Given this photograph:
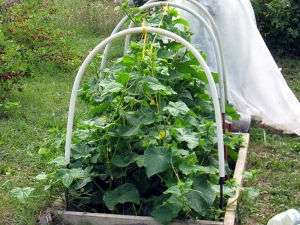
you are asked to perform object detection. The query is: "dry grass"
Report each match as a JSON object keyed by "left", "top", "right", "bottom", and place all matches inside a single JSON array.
[{"left": 54, "top": 0, "right": 126, "bottom": 35}]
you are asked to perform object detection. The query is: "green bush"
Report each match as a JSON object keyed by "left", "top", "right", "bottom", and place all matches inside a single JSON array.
[
  {"left": 0, "top": 0, "right": 83, "bottom": 93},
  {"left": 251, "top": 0, "right": 300, "bottom": 56},
  {"left": 0, "top": 25, "right": 32, "bottom": 92}
]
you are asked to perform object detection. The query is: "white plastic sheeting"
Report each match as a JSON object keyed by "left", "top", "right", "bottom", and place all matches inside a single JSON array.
[{"left": 173, "top": 0, "right": 300, "bottom": 134}]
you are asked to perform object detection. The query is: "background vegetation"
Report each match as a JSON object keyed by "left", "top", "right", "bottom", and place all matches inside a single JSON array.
[
  {"left": 251, "top": 0, "right": 300, "bottom": 56},
  {"left": 0, "top": 0, "right": 299, "bottom": 224}
]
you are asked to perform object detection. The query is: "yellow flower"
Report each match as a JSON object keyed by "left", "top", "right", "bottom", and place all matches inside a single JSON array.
[
  {"left": 150, "top": 99, "right": 156, "bottom": 105},
  {"left": 159, "top": 131, "right": 166, "bottom": 139},
  {"left": 102, "top": 116, "right": 106, "bottom": 121}
]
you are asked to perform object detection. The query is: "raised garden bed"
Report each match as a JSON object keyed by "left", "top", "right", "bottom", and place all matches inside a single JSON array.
[
  {"left": 46, "top": 5, "right": 250, "bottom": 224},
  {"left": 55, "top": 133, "right": 249, "bottom": 225}
]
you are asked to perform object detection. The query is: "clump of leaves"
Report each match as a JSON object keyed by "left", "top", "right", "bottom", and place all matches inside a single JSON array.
[{"left": 10, "top": 4, "right": 243, "bottom": 224}]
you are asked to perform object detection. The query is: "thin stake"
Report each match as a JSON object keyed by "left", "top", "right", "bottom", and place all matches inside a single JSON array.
[
  {"left": 65, "top": 164, "right": 69, "bottom": 210},
  {"left": 219, "top": 177, "right": 225, "bottom": 210}
]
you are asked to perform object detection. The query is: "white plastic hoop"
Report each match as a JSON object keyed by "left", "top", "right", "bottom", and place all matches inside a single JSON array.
[
  {"left": 65, "top": 27, "right": 225, "bottom": 178},
  {"left": 145, "top": 0, "right": 229, "bottom": 102},
  {"left": 101, "top": 1, "right": 226, "bottom": 113}
]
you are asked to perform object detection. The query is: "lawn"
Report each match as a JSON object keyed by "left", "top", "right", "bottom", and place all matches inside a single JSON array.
[
  {"left": 0, "top": 0, "right": 300, "bottom": 224},
  {"left": 239, "top": 57, "right": 300, "bottom": 225}
]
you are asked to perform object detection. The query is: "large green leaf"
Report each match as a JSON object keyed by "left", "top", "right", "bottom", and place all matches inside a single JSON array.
[
  {"left": 135, "top": 155, "right": 144, "bottom": 167},
  {"left": 49, "top": 156, "right": 65, "bottom": 167},
  {"left": 88, "top": 102, "right": 111, "bottom": 116},
  {"left": 101, "top": 81, "right": 124, "bottom": 96},
  {"left": 110, "top": 124, "right": 142, "bottom": 138},
  {"left": 172, "top": 128, "right": 200, "bottom": 149},
  {"left": 190, "top": 174, "right": 216, "bottom": 207},
  {"left": 111, "top": 152, "right": 138, "bottom": 167},
  {"left": 157, "top": 49, "right": 174, "bottom": 59},
  {"left": 118, "top": 125, "right": 141, "bottom": 137},
  {"left": 116, "top": 71, "right": 130, "bottom": 85},
  {"left": 179, "top": 163, "right": 219, "bottom": 175},
  {"left": 171, "top": 148, "right": 189, "bottom": 157},
  {"left": 211, "top": 184, "right": 235, "bottom": 197},
  {"left": 151, "top": 195, "right": 183, "bottom": 224},
  {"left": 125, "top": 111, "right": 155, "bottom": 126},
  {"left": 189, "top": 66, "right": 219, "bottom": 84},
  {"left": 10, "top": 187, "right": 35, "bottom": 203},
  {"left": 178, "top": 89, "right": 193, "bottom": 100},
  {"left": 179, "top": 163, "right": 200, "bottom": 175},
  {"left": 163, "top": 100, "right": 190, "bottom": 116},
  {"left": 70, "top": 177, "right": 92, "bottom": 190},
  {"left": 103, "top": 183, "right": 140, "bottom": 211},
  {"left": 226, "top": 104, "right": 241, "bottom": 121},
  {"left": 142, "top": 76, "right": 176, "bottom": 95},
  {"left": 185, "top": 190, "right": 210, "bottom": 216},
  {"left": 124, "top": 96, "right": 149, "bottom": 107},
  {"left": 144, "top": 146, "right": 171, "bottom": 178},
  {"left": 156, "top": 69, "right": 183, "bottom": 81},
  {"left": 151, "top": 205, "right": 176, "bottom": 225},
  {"left": 175, "top": 58, "right": 199, "bottom": 74},
  {"left": 227, "top": 148, "right": 238, "bottom": 162},
  {"left": 166, "top": 195, "right": 183, "bottom": 215},
  {"left": 145, "top": 13, "right": 162, "bottom": 27},
  {"left": 179, "top": 152, "right": 218, "bottom": 175},
  {"left": 71, "top": 144, "right": 92, "bottom": 160},
  {"left": 142, "top": 76, "right": 165, "bottom": 91},
  {"left": 54, "top": 168, "right": 84, "bottom": 188},
  {"left": 119, "top": 55, "right": 136, "bottom": 66},
  {"left": 173, "top": 18, "right": 190, "bottom": 26},
  {"left": 182, "top": 115, "right": 199, "bottom": 126},
  {"left": 90, "top": 150, "right": 100, "bottom": 163}
]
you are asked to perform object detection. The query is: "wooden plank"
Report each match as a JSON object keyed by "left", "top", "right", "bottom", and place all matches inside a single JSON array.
[
  {"left": 223, "top": 133, "right": 249, "bottom": 225},
  {"left": 55, "top": 133, "right": 249, "bottom": 225},
  {"left": 56, "top": 211, "right": 223, "bottom": 225}
]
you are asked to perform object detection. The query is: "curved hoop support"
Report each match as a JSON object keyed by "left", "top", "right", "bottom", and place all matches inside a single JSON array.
[
  {"left": 65, "top": 27, "right": 225, "bottom": 179},
  {"left": 130, "top": 0, "right": 230, "bottom": 161},
  {"left": 146, "top": 0, "right": 229, "bottom": 102},
  {"left": 101, "top": 1, "right": 226, "bottom": 114}
]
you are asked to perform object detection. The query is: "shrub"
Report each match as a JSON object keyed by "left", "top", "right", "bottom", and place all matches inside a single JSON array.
[
  {"left": 0, "top": 0, "right": 83, "bottom": 93},
  {"left": 0, "top": 24, "right": 32, "bottom": 92},
  {"left": 251, "top": 0, "right": 300, "bottom": 56}
]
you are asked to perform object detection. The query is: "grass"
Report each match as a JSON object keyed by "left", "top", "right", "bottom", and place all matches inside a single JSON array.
[
  {"left": 0, "top": 0, "right": 300, "bottom": 224},
  {"left": 0, "top": 68, "right": 89, "bottom": 224},
  {"left": 239, "top": 129, "right": 300, "bottom": 224},
  {"left": 0, "top": 0, "right": 125, "bottom": 224},
  {"left": 278, "top": 57, "right": 300, "bottom": 99},
  {"left": 238, "top": 57, "right": 300, "bottom": 225}
]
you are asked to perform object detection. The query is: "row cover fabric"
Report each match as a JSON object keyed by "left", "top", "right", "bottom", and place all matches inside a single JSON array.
[{"left": 171, "top": 0, "right": 300, "bottom": 134}]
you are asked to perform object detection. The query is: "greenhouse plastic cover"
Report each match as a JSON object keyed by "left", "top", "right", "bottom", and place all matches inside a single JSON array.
[{"left": 171, "top": 0, "right": 300, "bottom": 134}]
